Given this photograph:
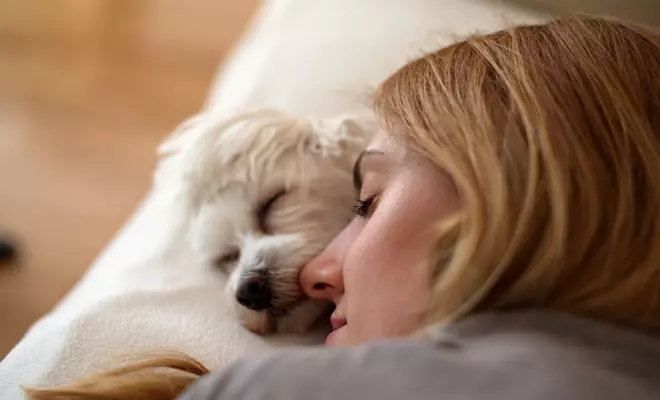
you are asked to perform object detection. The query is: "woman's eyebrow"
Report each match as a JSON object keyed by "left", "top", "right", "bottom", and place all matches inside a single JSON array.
[{"left": 353, "top": 149, "right": 384, "bottom": 191}]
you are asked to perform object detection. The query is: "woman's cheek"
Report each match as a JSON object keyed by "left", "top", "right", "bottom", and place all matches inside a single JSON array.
[{"left": 342, "top": 239, "right": 392, "bottom": 341}]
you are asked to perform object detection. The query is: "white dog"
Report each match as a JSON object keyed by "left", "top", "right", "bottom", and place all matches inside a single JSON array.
[{"left": 158, "top": 109, "right": 372, "bottom": 334}]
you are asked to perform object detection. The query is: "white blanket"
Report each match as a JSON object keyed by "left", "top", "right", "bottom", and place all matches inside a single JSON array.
[{"left": 0, "top": 0, "right": 543, "bottom": 398}]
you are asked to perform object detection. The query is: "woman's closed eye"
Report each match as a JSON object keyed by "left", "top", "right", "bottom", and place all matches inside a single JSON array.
[
  {"left": 257, "top": 190, "right": 286, "bottom": 234},
  {"left": 352, "top": 148, "right": 389, "bottom": 220},
  {"left": 353, "top": 195, "right": 378, "bottom": 219}
]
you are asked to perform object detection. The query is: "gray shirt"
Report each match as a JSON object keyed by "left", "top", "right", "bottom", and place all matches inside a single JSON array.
[{"left": 178, "top": 311, "right": 660, "bottom": 400}]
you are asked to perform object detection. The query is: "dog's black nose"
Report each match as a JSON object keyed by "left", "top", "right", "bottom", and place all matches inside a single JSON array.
[{"left": 236, "top": 275, "right": 271, "bottom": 310}]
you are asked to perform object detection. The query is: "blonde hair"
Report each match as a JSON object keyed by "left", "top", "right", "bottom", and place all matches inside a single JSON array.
[
  {"left": 376, "top": 15, "right": 660, "bottom": 332},
  {"left": 26, "top": 15, "right": 660, "bottom": 400},
  {"left": 24, "top": 353, "right": 208, "bottom": 400}
]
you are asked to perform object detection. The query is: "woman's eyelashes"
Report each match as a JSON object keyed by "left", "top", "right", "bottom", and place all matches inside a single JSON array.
[{"left": 353, "top": 197, "right": 375, "bottom": 218}]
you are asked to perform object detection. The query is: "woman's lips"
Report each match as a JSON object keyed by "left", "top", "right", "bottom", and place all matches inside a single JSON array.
[
  {"left": 330, "top": 316, "right": 347, "bottom": 330},
  {"left": 326, "top": 316, "right": 347, "bottom": 345}
]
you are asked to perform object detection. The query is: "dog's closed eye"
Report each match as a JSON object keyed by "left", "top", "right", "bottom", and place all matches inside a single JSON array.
[
  {"left": 215, "top": 249, "right": 241, "bottom": 271},
  {"left": 257, "top": 190, "right": 286, "bottom": 234}
]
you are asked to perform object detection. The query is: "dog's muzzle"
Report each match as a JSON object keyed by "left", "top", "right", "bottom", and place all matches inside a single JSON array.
[
  {"left": 235, "top": 265, "right": 307, "bottom": 317},
  {"left": 236, "top": 270, "right": 272, "bottom": 310}
]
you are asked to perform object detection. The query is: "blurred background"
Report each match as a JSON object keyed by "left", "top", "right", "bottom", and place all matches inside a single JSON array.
[{"left": 0, "top": 0, "right": 258, "bottom": 359}]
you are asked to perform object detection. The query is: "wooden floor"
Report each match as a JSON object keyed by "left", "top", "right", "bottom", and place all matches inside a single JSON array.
[{"left": 0, "top": 0, "right": 258, "bottom": 359}]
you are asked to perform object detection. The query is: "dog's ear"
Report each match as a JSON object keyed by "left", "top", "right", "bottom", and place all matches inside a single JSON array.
[
  {"left": 304, "top": 132, "right": 326, "bottom": 155},
  {"left": 157, "top": 114, "right": 206, "bottom": 157},
  {"left": 305, "top": 114, "right": 375, "bottom": 156},
  {"left": 336, "top": 117, "right": 374, "bottom": 150}
]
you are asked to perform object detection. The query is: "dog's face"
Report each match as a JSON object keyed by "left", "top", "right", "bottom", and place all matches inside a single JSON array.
[{"left": 160, "top": 110, "right": 372, "bottom": 334}]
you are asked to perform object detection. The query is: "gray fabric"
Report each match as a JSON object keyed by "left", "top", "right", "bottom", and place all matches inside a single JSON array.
[{"left": 178, "top": 311, "right": 660, "bottom": 400}]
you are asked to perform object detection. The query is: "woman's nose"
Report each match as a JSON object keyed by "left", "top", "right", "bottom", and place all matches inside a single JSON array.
[{"left": 299, "top": 248, "right": 344, "bottom": 301}]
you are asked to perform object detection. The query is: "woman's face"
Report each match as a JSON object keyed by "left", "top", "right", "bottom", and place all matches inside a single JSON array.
[{"left": 299, "top": 131, "right": 461, "bottom": 346}]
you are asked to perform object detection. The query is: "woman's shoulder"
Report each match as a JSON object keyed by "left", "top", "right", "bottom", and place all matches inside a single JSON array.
[{"left": 180, "top": 311, "right": 660, "bottom": 400}]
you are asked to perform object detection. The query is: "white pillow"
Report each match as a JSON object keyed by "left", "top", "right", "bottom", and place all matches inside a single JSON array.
[
  {"left": 205, "top": 0, "right": 545, "bottom": 118},
  {"left": 0, "top": 1, "right": 544, "bottom": 398}
]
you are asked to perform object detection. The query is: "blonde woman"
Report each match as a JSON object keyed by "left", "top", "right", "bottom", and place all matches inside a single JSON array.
[{"left": 28, "top": 15, "right": 660, "bottom": 400}]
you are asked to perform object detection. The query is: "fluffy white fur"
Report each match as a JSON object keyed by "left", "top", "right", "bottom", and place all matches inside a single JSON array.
[{"left": 157, "top": 109, "right": 373, "bottom": 334}]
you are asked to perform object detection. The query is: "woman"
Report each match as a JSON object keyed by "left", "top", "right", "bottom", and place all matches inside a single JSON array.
[{"left": 27, "top": 15, "right": 660, "bottom": 400}]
